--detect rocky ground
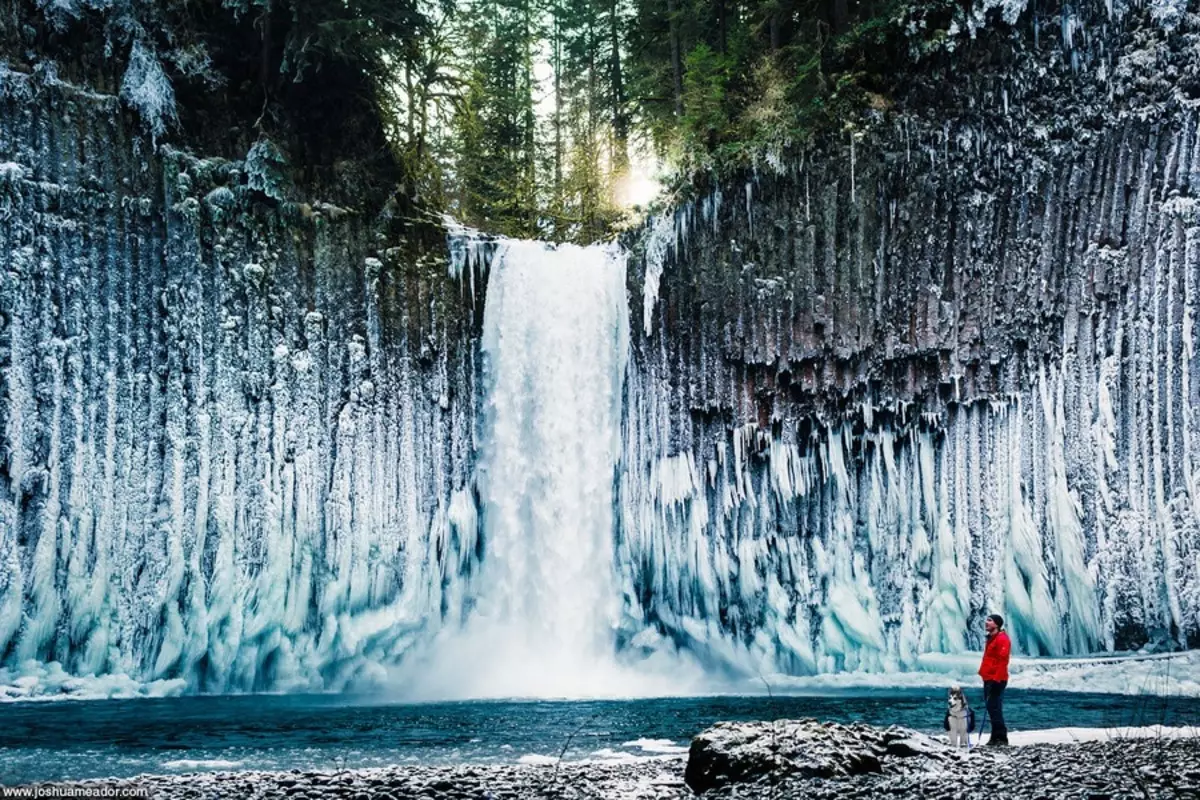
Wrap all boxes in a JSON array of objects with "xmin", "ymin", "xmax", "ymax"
[
  {"xmin": 685, "ymin": 720, "xmax": 1200, "ymax": 799},
  {"xmin": 16, "ymin": 723, "xmax": 1200, "ymax": 799}
]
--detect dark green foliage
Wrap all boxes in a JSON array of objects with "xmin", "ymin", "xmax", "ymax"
[
  {"xmin": 272, "ymin": 0, "xmax": 425, "ymax": 81},
  {"xmin": 449, "ymin": 0, "xmax": 542, "ymax": 238},
  {"xmin": 680, "ymin": 43, "xmax": 733, "ymax": 152},
  {"xmin": 1, "ymin": 0, "xmax": 421, "ymax": 204},
  {"xmin": 1, "ymin": 0, "xmax": 970, "ymax": 238},
  {"xmin": 629, "ymin": 0, "xmax": 947, "ymax": 178}
]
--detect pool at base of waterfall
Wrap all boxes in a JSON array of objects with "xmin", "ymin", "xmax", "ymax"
[{"xmin": 2, "ymin": 689, "xmax": 1198, "ymax": 784}]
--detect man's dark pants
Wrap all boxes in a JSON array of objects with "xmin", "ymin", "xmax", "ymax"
[{"xmin": 983, "ymin": 680, "xmax": 1008, "ymax": 742}]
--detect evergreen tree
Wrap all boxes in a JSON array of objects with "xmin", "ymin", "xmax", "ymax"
[
  {"xmin": 449, "ymin": 0, "xmax": 542, "ymax": 237},
  {"xmin": 9, "ymin": 0, "xmax": 926, "ymax": 239}
]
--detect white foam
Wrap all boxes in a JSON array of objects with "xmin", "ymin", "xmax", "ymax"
[
  {"xmin": 161, "ymin": 759, "xmax": 244, "ymax": 771},
  {"xmin": 621, "ymin": 738, "xmax": 690, "ymax": 755},
  {"xmin": 0, "ymin": 661, "xmax": 187, "ymax": 702},
  {"xmin": 517, "ymin": 754, "xmax": 560, "ymax": 766}
]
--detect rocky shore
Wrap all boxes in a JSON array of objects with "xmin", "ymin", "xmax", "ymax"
[{"xmin": 14, "ymin": 722, "xmax": 1200, "ymax": 799}]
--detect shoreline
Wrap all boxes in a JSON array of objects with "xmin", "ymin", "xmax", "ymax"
[{"xmin": 10, "ymin": 727, "xmax": 1200, "ymax": 799}]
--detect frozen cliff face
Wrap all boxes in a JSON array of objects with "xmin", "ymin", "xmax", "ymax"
[
  {"xmin": 616, "ymin": 372, "xmax": 1172, "ymax": 673},
  {"xmin": 3, "ymin": 2, "xmax": 1200, "ymax": 698},
  {"xmin": 0, "ymin": 65, "xmax": 481, "ymax": 692},
  {"xmin": 619, "ymin": 9, "xmax": 1200, "ymax": 670}
]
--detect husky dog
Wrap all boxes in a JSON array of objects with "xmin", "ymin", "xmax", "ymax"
[{"xmin": 947, "ymin": 685, "xmax": 971, "ymax": 747}]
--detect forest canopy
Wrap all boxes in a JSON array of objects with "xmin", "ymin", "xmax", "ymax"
[
  {"xmin": 3, "ymin": 0, "xmax": 966, "ymax": 240},
  {"xmin": 374, "ymin": 0, "xmax": 948, "ymax": 240}
]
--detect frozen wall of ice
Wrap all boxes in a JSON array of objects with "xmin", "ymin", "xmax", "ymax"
[
  {"xmin": 0, "ymin": 65, "xmax": 482, "ymax": 692},
  {"xmin": 620, "ymin": 11, "xmax": 1200, "ymax": 669}
]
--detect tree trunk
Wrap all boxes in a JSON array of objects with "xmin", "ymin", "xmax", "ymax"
[
  {"xmin": 259, "ymin": 0, "xmax": 272, "ymax": 123},
  {"xmin": 667, "ymin": 0, "xmax": 684, "ymax": 118},
  {"xmin": 609, "ymin": 0, "xmax": 629, "ymax": 176},
  {"xmin": 405, "ymin": 62, "xmax": 417, "ymax": 146},
  {"xmin": 553, "ymin": 2, "xmax": 564, "ymax": 208},
  {"xmin": 830, "ymin": 0, "xmax": 849, "ymax": 35},
  {"xmin": 769, "ymin": 0, "xmax": 785, "ymax": 51},
  {"xmin": 521, "ymin": 0, "xmax": 537, "ymax": 234},
  {"xmin": 715, "ymin": 0, "xmax": 727, "ymax": 54}
]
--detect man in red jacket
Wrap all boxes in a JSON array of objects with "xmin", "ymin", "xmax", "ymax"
[{"xmin": 979, "ymin": 613, "xmax": 1011, "ymax": 746}]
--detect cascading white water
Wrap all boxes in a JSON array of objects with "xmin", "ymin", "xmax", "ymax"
[
  {"xmin": 472, "ymin": 239, "xmax": 628, "ymax": 686},
  {"xmin": 407, "ymin": 238, "xmax": 694, "ymax": 699}
]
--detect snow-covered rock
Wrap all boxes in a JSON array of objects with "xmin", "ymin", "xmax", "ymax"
[{"xmin": 683, "ymin": 719, "xmax": 956, "ymax": 794}]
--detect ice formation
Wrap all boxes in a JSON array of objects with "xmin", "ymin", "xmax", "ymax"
[
  {"xmin": 614, "ymin": 371, "xmax": 1117, "ymax": 676},
  {"xmin": 0, "ymin": 66, "xmax": 480, "ymax": 695},
  {"xmin": 624, "ymin": 174, "xmax": 1200, "ymax": 677}
]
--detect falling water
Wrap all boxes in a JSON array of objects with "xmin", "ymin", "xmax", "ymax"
[
  {"xmin": 406, "ymin": 239, "xmax": 693, "ymax": 699},
  {"xmin": 474, "ymin": 239, "xmax": 627, "ymax": 685}
]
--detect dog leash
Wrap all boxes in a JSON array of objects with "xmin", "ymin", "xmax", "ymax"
[{"xmin": 972, "ymin": 699, "xmax": 991, "ymax": 751}]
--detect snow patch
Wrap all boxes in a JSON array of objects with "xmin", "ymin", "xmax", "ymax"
[
  {"xmin": 764, "ymin": 651, "xmax": 1200, "ymax": 697},
  {"xmin": 0, "ymin": 161, "xmax": 28, "ymax": 187},
  {"xmin": 1009, "ymin": 725, "xmax": 1200, "ymax": 746},
  {"xmin": 588, "ymin": 748, "xmax": 646, "ymax": 763},
  {"xmin": 1149, "ymin": 0, "xmax": 1188, "ymax": 31},
  {"xmin": 957, "ymin": 0, "xmax": 1030, "ymax": 39},
  {"xmin": 120, "ymin": 41, "xmax": 176, "ymax": 141}
]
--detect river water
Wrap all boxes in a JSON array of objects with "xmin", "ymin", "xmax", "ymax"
[{"xmin": 2, "ymin": 689, "xmax": 1197, "ymax": 784}]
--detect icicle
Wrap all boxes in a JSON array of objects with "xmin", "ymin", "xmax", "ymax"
[
  {"xmin": 745, "ymin": 181, "xmax": 754, "ymax": 237},
  {"xmin": 642, "ymin": 214, "xmax": 674, "ymax": 337},
  {"xmin": 849, "ymin": 132, "xmax": 857, "ymax": 205}
]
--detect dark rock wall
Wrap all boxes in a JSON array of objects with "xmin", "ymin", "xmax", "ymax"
[
  {"xmin": 0, "ymin": 65, "xmax": 480, "ymax": 691},
  {"xmin": 618, "ymin": 7, "xmax": 1200, "ymax": 671}
]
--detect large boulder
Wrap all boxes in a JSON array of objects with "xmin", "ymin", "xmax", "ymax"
[{"xmin": 683, "ymin": 719, "xmax": 955, "ymax": 794}]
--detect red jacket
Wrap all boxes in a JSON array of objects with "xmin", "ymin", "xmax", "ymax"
[{"xmin": 979, "ymin": 630, "xmax": 1011, "ymax": 682}]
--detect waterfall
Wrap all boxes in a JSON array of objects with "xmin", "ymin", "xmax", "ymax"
[
  {"xmin": 406, "ymin": 239, "xmax": 692, "ymax": 699},
  {"xmin": 473, "ymin": 239, "xmax": 627, "ymax": 690}
]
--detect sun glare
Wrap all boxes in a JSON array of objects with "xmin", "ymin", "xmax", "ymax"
[{"xmin": 616, "ymin": 155, "xmax": 664, "ymax": 209}]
